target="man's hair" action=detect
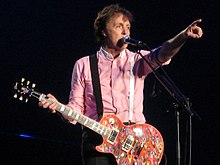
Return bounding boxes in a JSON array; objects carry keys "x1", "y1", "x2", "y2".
[{"x1": 94, "y1": 4, "x2": 133, "y2": 45}]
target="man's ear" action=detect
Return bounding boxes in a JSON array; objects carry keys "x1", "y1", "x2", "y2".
[{"x1": 102, "y1": 30, "x2": 107, "y2": 37}]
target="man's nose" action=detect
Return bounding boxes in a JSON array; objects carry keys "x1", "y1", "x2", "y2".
[{"x1": 122, "y1": 26, "x2": 129, "y2": 35}]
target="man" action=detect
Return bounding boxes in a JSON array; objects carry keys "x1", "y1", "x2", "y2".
[{"x1": 39, "y1": 4, "x2": 203, "y2": 165}]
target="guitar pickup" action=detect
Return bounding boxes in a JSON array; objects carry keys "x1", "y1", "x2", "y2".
[
  {"x1": 107, "y1": 129, "x2": 119, "y2": 144},
  {"x1": 122, "y1": 135, "x2": 135, "y2": 152}
]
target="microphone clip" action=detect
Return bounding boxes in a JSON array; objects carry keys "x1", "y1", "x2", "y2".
[{"x1": 123, "y1": 35, "x2": 150, "y2": 50}]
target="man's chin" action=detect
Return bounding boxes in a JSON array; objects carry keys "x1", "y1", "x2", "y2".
[{"x1": 117, "y1": 44, "x2": 127, "y2": 51}]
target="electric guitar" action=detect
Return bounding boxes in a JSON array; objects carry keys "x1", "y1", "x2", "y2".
[{"x1": 13, "y1": 78, "x2": 164, "y2": 165}]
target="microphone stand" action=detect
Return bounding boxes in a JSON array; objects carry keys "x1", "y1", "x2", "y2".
[{"x1": 135, "y1": 48, "x2": 201, "y2": 165}]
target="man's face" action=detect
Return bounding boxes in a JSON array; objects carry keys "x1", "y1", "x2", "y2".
[{"x1": 103, "y1": 13, "x2": 131, "y2": 50}]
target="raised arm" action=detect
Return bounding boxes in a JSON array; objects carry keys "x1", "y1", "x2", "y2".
[{"x1": 157, "y1": 19, "x2": 203, "y2": 63}]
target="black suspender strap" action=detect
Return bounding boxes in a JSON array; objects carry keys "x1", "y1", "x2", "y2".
[{"x1": 89, "y1": 54, "x2": 103, "y2": 120}]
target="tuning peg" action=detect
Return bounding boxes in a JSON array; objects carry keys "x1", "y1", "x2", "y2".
[
  {"x1": 21, "y1": 78, "x2": 25, "y2": 82},
  {"x1": 14, "y1": 82, "x2": 18, "y2": 90},
  {"x1": 25, "y1": 98, "x2": 28, "y2": 102},
  {"x1": 14, "y1": 93, "x2": 18, "y2": 98},
  {"x1": 32, "y1": 83, "x2": 36, "y2": 88},
  {"x1": 27, "y1": 80, "x2": 30, "y2": 86},
  {"x1": 19, "y1": 96, "x2": 23, "y2": 101}
]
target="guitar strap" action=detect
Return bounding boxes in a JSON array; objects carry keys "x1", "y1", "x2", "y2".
[{"x1": 89, "y1": 54, "x2": 103, "y2": 120}]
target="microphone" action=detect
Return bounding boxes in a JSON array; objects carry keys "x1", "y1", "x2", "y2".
[{"x1": 123, "y1": 35, "x2": 149, "y2": 49}]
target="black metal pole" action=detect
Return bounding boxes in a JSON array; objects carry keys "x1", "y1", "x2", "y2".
[{"x1": 135, "y1": 49, "x2": 201, "y2": 165}]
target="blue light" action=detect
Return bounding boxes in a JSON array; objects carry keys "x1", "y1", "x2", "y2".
[{"x1": 19, "y1": 133, "x2": 33, "y2": 139}]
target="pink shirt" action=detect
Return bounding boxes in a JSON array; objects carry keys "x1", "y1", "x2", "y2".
[{"x1": 68, "y1": 47, "x2": 170, "y2": 124}]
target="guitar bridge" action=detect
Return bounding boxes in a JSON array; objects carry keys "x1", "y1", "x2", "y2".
[
  {"x1": 122, "y1": 135, "x2": 135, "y2": 152},
  {"x1": 131, "y1": 139, "x2": 145, "y2": 159}
]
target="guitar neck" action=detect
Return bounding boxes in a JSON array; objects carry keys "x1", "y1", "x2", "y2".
[{"x1": 37, "y1": 92, "x2": 111, "y2": 138}]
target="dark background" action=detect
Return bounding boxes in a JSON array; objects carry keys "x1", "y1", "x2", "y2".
[{"x1": 0, "y1": 0, "x2": 219, "y2": 164}]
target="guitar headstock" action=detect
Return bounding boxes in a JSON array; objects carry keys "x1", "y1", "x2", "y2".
[{"x1": 13, "y1": 78, "x2": 36, "y2": 102}]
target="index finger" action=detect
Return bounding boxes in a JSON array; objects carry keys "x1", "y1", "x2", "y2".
[{"x1": 191, "y1": 19, "x2": 202, "y2": 26}]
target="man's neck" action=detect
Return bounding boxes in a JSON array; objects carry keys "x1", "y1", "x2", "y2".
[{"x1": 102, "y1": 46, "x2": 123, "y2": 59}]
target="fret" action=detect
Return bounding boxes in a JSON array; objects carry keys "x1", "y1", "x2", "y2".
[
  {"x1": 96, "y1": 124, "x2": 100, "y2": 132},
  {"x1": 100, "y1": 126, "x2": 105, "y2": 133},
  {"x1": 91, "y1": 122, "x2": 96, "y2": 129},
  {"x1": 60, "y1": 104, "x2": 65, "y2": 112},
  {"x1": 67, "y1": 110, "x2": 73, "y2": 116},
  {"x1": 104, "y1": 128, "x2": 108, "y2": 136},
  {"x1": 84, "y1": 119, "x2": 88, "y2": 125},
  {"x1": 77, "y1": 115, "x2": 82, "y2": 123},
  {"x1": 72, "y1": 111, "x2": 78, "y2": 118},
  {"x1": 83, "y1": 117, "x2": 88, "y2": 124},
  {"x1": 95, "y1": 123, "x2": 99, "y2": 130},
  {"x1": 87, "y1": 120, "x2": 94, "y2": 129},
  {"x1": 102, "y1": 128, "x2": 106, "y2": 136},
  {"x1": 106, "y1": 129, "x2": 111, "y2": 137},
  {"x1": 95, "y1": 124, "x2": 100, "y2": 132},
  {"x1": 100, "y1": 126, "x2": 104, "y2": 134},
  {"x1": 79, "y1": 116, "x2": 85, "y2": 123},
  {"x1": 76, "y1": 113, "x2": 80, "y2": 120},
  {"x1": 85, "y1": 120, "x2": 91, "y2": 128},
  {"x1": 78, "y1": 115, "x2": 86, "y2": 124},
  {"x1": 71, "y1": 111, "x2": 78, "y2": 120},
  {"x1": 84, "y1": 118, "x2": 91, "y2": 127}
]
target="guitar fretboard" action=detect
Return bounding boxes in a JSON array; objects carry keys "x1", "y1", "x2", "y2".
[{"x1": 38, "y1": 93, "x2": 111, "y2": 137}]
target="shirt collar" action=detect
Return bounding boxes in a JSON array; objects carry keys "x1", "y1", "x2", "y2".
[{"x1": 99, "y1": 47, "x2": 126, "y2": 59}]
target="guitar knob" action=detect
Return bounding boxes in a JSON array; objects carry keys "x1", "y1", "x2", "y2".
[{"x1": 109, "y1": 118, "x2": 115, "y2": 125}]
